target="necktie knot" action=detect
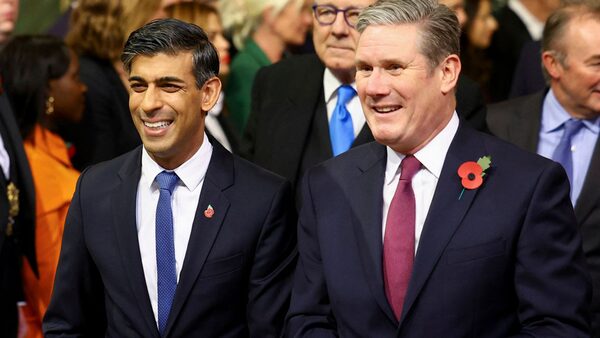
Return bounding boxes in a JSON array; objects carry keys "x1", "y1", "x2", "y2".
[
  {"x1": 156, "y1": 171, "x2": 179, "y2": 194},
  {"x1": 400, "y1": 155, "x2": 421, "y2": 181},
  {"x1": 337, "y1": 84, "x2": 356, "y2": 105},
  {"x1": 562, "y1": 119, "x2": 584, "y2": 138}
]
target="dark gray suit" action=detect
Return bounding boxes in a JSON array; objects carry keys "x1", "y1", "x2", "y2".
[{"x1": 488, "y1": 91, "x2": 600, "y2": 335}]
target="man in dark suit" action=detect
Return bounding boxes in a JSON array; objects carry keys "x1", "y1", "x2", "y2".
[
  {"x1": 488, "y1": 0, "x2": 559, "y2": 102},
  {"x1": 242, "y1": 0, "x2": 487, "y2": 192},
  {"x1": 488, "y1": 2, "x2": 600, "y2": 335},
  {"x1": 43, "y1": 19, "x2": 296, "y2": 337},
  {"x1": 0, "y1": 86, "x2": 37, "y2": 337},
  {"x1": 286, "y1": 0, "x2": 590, "y2": 336}
]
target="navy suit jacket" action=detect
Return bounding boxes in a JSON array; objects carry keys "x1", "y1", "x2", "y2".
[
  {"x1": 43, "y1": 140, "x2": 297, "y2": 337},
  {"x1": 286, "y1": 122, "x2": 591, "y2": 337},
  {"x1": 488, "y1": 91, "x2": 600, "y2": 335}
]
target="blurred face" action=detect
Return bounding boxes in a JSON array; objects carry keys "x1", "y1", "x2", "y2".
[
  {"x1": 272, "y1": 0, "x2": 313, "y2": 46},
  {"x1": 204, "y1": 12, "x2": 230, "y2": 76},
  {"x1": 355, "y1": 24, "x2": 459, "y2": 154},
  {"x1": 439, "y1": 0, "x2": 467, "y2": 28},
  {"x1": 312, "y1": 0, "x2": 374, "y2": 82},
  {"x1": 546, "y1": 17, "x2": 600, "y2": 119},
  {"x1": 467, "y1": 0, "x2": 497, "y2": 49},
  {"x1": 48, "y1": 50, "x2": 87, "y2": 123},
  {"x1": 0, "y1": 0, "x2": 19, "y2": 44},
  {"x1": 128, "y1": 51, "x2": 221, "y2": 169}
]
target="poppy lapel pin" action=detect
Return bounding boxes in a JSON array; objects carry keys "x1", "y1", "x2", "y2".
[{"x1": 457, "y1": 155, "x2": 492, "y2": 200}]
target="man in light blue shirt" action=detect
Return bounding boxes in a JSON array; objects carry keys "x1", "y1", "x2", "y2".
[{"x1": 488, "y1": 1, "x2": 600, "y2": 334}]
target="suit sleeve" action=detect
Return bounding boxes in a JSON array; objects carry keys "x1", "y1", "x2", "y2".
[
  {"x1": 511, "y1": 162, "x2": 591, "y2": 337},
  {"x1": 285, "y1": 171, "x2": 338, "y2": 338},
  {"x1": 246, "y1": 179, "x2": 298, "y2": 337},
  {"x1": 42, "y1": 169, "x2": 106, "y2": 337}
]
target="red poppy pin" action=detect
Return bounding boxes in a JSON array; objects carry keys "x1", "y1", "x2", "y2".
[
  {"x1": 204, "y1": 204, "x2": 215, "y2": 218},
  {"x1": 457, "y1": 155, "x2": 491, "y2": 200}
]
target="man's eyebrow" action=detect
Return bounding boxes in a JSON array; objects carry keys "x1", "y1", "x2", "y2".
[
  {"x1": 156, "y1": 76, "x2": 186, "y2": 84},
  {"x1": 127, "y1": 76, "x2": 186, "y2": 83},
  {"x1": 128, "y1": 76, "x2": 145, "y2": 82}
]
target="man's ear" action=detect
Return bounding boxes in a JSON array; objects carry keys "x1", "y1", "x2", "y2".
[
  {"x1": 440, "y1": 54, "x2": 461, "y2": 95},
  {"x1": 200, "y1": 76, "x2": 222, "y2": 112},
  {"x1": 542, "y1": 51, "x2": 563, "y2": 80}
]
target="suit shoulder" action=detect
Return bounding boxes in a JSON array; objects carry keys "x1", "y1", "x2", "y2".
[
  {"x1": 76, "y1": 148, "x2": 140, "y2": 188},
  {"x1": 479, "y1": 129, "x2": 554, "y2": 170},
  {"x1": 231, "y1": 152, "x2": 289, "y2": 190},
  {"x1": 487, "y1": 92, "x2": 544, "y2": 135}
]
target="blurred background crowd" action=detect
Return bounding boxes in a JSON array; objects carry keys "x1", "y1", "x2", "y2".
[{"x1": 2, "y1": 0, "x2": 599, "y2": 336}]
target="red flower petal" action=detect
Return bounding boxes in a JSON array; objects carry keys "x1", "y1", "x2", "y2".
[{"x1": 457, "y1": 161, "x2": 483, "y2": 178}]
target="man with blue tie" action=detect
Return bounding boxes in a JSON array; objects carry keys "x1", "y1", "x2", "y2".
[
  {"x1": 287, "y1": 0, "x2": 591, "y2": 336},
  {"x1": 43, "y1": 19, "x2": 296, "y2": 337},
  {"x1": 488, "y1": 2, "x2": 600, "y2": 334}
]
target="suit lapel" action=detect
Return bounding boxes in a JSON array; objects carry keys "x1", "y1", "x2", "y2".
[
  {"x1": 507, "y1": 91, "x2": 545, "y2": 153},
  {"x1": 347, "y1": 143, "x2": 398, "y2": 324},
  {"x1": 163, "y1": 143, "x2": 233, "y2": 337},
  {"x1": 111, "y1": 148, "x2": 160, "y2": 337},
  {"x1": 575, "y1": 134, "x2": 600, "y2": 222},
  {"x1": 399, "y1": 124, "x2": 488, "y2": 326}
]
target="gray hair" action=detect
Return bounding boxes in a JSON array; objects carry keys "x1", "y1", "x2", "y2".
[
  {"x1": 541, "y1": 1, "x2": 600, "y2": 82},
  {"x1": 121, "y1": 18, "x2": 219, "y2": 88},
  {"x1": 356, "y1": 0, "x2": 460, "y2": 71}
]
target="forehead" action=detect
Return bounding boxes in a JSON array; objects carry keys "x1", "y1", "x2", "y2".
[
  {"x1": 357, "y1": 24, "x2": 420, "y2": 58},
  {"x1": 130, "y1": 52, "x2": 194, "y2": 78},
  {"x1": 314, "y1": 0, "x2": 373, "y2": 8},
  {"x1": 562, "y1": 16, "x2": 600, "y2": 55}
]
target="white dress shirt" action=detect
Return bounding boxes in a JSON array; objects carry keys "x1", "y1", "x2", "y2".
[
  {"x1": 323, "y1": 68, "x2": 366, "y2": 138},
  {"x1": 136, "y1": 133, "x2": 213, "y2": 325},
  {"x1": 382, "y1": 113, "x2": 459, "y2": 254}
]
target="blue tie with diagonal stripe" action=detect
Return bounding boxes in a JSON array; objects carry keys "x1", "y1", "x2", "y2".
[
  {"x1": 329, "y1": 84, "x2": 356, "y2": 156},
  {"x1": 552, "y1": 119, "x2": 584, "y2": 186},
  {"x1": 155, "y1": 171, "x2": 179, "y2": 336}
]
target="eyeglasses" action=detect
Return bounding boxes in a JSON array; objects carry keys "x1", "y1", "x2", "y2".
[{"x1": 312, "y1": 4, "x2": 363, "y2": 28}]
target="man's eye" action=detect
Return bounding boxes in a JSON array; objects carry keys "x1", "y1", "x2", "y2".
[
  {"x1": 130, "y1": 83, "x2": 146, "y2": 92},
  {"x1": 317, "y1": 8, "x2": 336, "y2": 17},
  {"x1": 162, "y1": 84, "x2": 181, "y2": 93}
]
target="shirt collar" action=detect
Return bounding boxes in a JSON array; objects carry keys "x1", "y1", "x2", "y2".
[
  {"x1": 385, "y1": 112, "x2": 459, "y2": 184},
  {"x1": 323, "y1": 68, "x2": 357, "y2": 104},
  {"x1": 141, "y1": 133, "x2": 213, "y2": 192},
  {"x1": 508, "y1": 0, "x2": 544, "y2": 40},
  {"x1": 542, "y1": 89, "x2": 600, "y2": 134}
]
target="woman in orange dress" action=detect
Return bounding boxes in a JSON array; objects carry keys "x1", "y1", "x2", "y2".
[{"x1": 0, "y1": 35, "x2": 86, "y2": 338}]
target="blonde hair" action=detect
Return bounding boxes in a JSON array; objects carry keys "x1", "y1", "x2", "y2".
[
  {"x1": 164, "y1": 1, "x2": 220, "y2": 29},
  {"x1": 66, "y1": 0, "x2": 162, "y2": 61},
  {"x1": 220, "y1": 0, "x2": 303, "y2": 50},
  {"x1": 66, "y1": 0, "x2": 124, "y2": 60}
]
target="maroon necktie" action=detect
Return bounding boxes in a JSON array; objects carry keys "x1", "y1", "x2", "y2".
[{"x1": 383, "y1": 155, "x2": 421, "y2": 320}]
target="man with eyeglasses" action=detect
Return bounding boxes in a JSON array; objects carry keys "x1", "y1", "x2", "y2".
[
  {"x1": 241, "y1": 0, "x2": 375, "y2": 197},
  {"x1": 242, "y1": 0, "x2": 487, "y2": 201}
]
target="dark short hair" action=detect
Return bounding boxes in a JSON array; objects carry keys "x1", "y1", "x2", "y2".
[
  {"x1": 121, "y1": 18, "x2": 219, "y2": 88},
  {"x1": 0, "y1": 35, "x2": 71, "y2": 139},
  {"x1": 357, "y1": 0, "x2": 460, "y2": 72}
]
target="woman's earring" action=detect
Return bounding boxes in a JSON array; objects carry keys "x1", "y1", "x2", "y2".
[{"x1": 45, "y1": 96, "x2": 55, "y2": 115}]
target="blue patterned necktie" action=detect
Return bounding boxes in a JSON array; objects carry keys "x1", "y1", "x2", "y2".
[
  {"x1": 552, "y1": 119, "x2": 584, "y2": 185},
  {"x1": 329, "y1": 84, "x2": 357, "y2": 156},
  {"x1": 155, "y1": 171, "x2": 179, "y2": 336}
]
